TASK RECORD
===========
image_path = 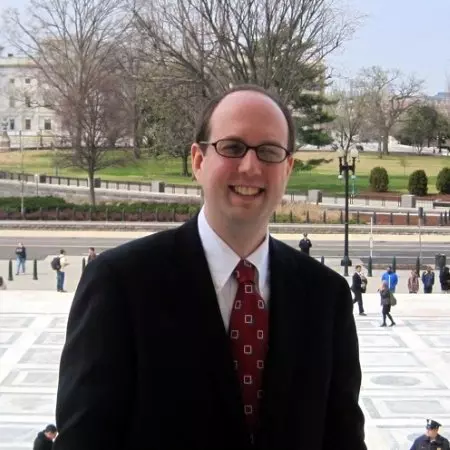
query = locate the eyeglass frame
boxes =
[198,138,292,163]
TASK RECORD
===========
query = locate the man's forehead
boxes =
[209,90,288,138]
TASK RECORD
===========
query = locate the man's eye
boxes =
[222,142,244,152]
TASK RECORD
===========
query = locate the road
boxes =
[0,236,448,266]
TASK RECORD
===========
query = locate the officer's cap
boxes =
[426,419,441,429]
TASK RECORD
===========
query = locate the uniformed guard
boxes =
[409,419,450,450]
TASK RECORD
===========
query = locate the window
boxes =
[9,96,15,108]
[9,119,15,131]
[25,78,31,84]
[25,119,31,130]
[44,119,52,130]
[25,96,31,107]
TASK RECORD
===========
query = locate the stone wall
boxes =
[0,180,201,205]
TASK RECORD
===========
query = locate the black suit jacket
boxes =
[352,272,362,292]
[54,217,366,450]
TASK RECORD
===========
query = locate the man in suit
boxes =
[352,265,367,316]
[54,84,366,450]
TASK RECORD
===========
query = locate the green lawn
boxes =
[0,149,448,194]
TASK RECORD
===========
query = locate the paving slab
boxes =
[1,291,450,449]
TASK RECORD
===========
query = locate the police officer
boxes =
[410,419,450,450]
[299,233,312,256]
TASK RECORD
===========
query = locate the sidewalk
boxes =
[1,228,449,241]
[1,220,450,235]
[0,257,83,292]
[0,257,441,294]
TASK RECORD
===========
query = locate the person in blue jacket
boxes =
[422,266,435,294]
[381,265,398,293]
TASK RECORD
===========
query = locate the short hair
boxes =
[194,84,296,154]
[60,249,65,254]
[355,265,361,270]
[45,424,57,433]
[89,247,95,252]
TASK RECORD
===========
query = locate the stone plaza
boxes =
[1,290,450,449]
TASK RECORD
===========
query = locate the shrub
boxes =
[436,167,450,194]
[408,170,428,196]
[369,167,389,192]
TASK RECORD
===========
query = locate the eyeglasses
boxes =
[199,139,290,163]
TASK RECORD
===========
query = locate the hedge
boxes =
[0,196,200,214]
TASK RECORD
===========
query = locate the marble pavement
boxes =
[1,290,450,449]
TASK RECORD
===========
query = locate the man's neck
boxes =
[204,209,267,258]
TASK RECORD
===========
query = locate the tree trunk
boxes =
[133,145,141,159]
[382,133,389,155]
[133,103,141,159]
[181,148,190,177]
[88,170,96,206]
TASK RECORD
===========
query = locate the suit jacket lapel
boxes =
[173,217,249,437]
[258,237,310,443]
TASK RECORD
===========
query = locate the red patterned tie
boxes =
[229,259,269,434]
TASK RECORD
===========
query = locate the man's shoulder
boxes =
[99,228,180,265]
[412,434,425,443]
[271,237,345,286]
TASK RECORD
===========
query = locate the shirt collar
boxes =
[197,207,269,292]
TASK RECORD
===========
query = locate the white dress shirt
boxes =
[197,207,270,331]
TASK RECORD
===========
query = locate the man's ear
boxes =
[191,142,205,181]
[285,153,294,177]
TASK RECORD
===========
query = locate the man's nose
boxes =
[237,149,262,175]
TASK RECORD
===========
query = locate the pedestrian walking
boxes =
[15,242,27,275]
[440,266,450,293]
[298,232,312,255]
[422,266,435,294]
[51,250,69,293]
[408,270,420,294]
[379,280,396,327]
[33,424,57,450]
[351,265,366,316]
[381,265,398,293]
[409,419,450,450]
[87,247,97,263]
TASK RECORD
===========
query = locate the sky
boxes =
[1,0,450,95]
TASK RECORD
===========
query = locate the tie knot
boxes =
[234,259,256,284]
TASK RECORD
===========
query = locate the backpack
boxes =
[51,256,61,271]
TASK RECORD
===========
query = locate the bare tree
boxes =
[133,0,361,104]
[356,66,423,155]
[3,0,132,203]
[331,82,368,152]
[58,72,129,204]
[113,28,155,159]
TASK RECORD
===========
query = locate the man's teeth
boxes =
[233,186,261,196]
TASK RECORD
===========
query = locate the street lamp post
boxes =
[337,147,359,276]
[20,130,25,217]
